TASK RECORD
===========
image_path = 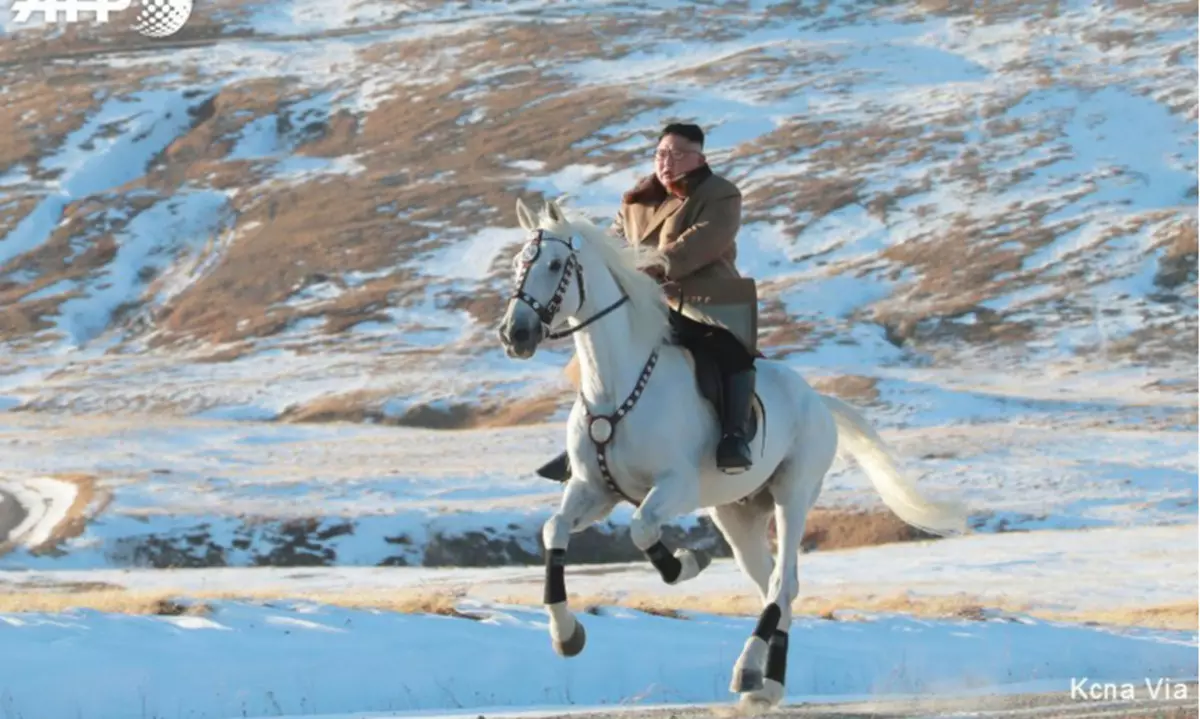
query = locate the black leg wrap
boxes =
[765,630,788,685]
[645,541,681,584]
[544,548,566,605]
[754,602,781,641]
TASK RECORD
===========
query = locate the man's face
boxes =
[654,133,704,187]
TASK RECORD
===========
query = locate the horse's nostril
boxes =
[512,326,530,344]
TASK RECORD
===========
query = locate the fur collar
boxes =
[622,164,714,205]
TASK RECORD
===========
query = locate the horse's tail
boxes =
[821,394,969,537]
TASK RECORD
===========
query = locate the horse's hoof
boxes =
[552,620,586,657]
[730,667,763,693]
[693,549,712,573]
[738,678,784,709]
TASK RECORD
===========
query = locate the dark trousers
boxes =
[668,311,755,374]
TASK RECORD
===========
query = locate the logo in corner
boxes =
[9,0,193,38]
[131,0,192,38]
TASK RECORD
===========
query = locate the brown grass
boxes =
[809,375,879,403]
[512,591,1200,631]
[475,394,565,428]
[277,390,563,429]
[800,507,939,551]
[906,0,1067,23]
[5,584,1191,631]
[575,591,998,623]
[0,587,477,619]
[1152,216,1198,291]
[0,588,213,616]
[277,390,381,424]
[1048,601,1199,631]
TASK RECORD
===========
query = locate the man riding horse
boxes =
[536,122,760,481]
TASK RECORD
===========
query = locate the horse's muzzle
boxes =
[499,315,542,359]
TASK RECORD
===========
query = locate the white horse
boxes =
[497,197,968,710]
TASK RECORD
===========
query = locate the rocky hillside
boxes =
[0,0,1195,572]
[0,0,1194,422]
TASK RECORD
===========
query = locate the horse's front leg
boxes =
[542,475,617,657]
[628,468,707,585]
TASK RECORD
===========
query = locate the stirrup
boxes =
[536,451,571,482]
[717,434,753,474]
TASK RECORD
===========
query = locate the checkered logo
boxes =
[132,0,191,37]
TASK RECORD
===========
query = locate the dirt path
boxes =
[510,683,1199,719]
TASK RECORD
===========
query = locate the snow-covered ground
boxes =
[1,598,1195,719]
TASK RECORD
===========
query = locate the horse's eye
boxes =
[548,260,563,272]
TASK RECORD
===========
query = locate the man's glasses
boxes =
[654,149,698,161]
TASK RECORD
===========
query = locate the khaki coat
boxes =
[563,168,758,391]
[614,170,758,355]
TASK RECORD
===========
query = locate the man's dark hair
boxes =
[660,122,704,147]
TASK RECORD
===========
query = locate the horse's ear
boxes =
[515,198,535,231]
[546,197,568,225]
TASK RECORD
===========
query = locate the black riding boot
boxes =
[536,451,571,482]
[716,366,755,474]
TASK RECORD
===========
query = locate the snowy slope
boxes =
[0,0,1193,409]
[0,0,1193,567]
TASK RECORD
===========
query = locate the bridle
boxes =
[508,229,629,340]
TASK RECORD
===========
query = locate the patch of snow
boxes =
[411,227,527,282]
[20,279,77,302]
[271,155,367,183]
[228,115,283,159]
[48,190,232,348]
[516,164,644,224]
[191,404,280,422]
[242,0,403,35]
[781,270,895,320]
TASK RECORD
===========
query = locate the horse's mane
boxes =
[534,203,673,349]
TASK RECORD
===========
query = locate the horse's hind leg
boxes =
[732,459,828,710]
[708,493,774,601]
[542,476,617,657]
[709,494,776,693]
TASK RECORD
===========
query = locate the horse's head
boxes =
[498,198,584,359]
